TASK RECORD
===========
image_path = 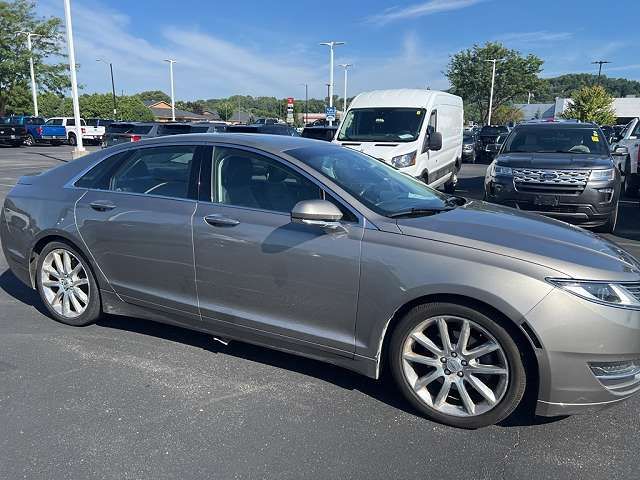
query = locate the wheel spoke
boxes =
[43,267,61,279]
[437,317,452,353]
[71,262,83,278]
[63,251,72,275]
[73,278,88,287]
[69,291,83,312]
[465,341,499,359]
[434,377,452,407]
[467,375,497,405]
[413,370,441,392]
[52,290,63,306]
[42,280,59,287]
[410,332,444,357]
[74,288,88,304]
[457,319,470,353]
[52,252,64,275]
[403,352,440,367]
[469,364,507,376]
[62,292,70,316]
[457,380,476,415]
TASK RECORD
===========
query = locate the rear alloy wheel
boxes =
[36,242,101,326]
[24,134,35,146]
[390,303,526,428]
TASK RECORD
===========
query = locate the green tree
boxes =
[492,105,524,125]
[0,0,70,115]
[134,90,171,103]
[536,74,640,102]
[215,101,234,121]
[446,42,544,124]
[561,85,616,125]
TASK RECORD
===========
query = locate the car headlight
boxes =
[589,168,615,182]
[547,279,640,308]
[490,164,512,177]
[463,144,474,151]
[391,151,417,168]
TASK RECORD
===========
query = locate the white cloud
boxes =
[494,31,574,47]
[365,0,486,26]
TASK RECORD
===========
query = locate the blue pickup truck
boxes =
[7,116,67,146]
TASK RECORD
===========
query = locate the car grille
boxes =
[513,168,591,194]
[623,283,640,302]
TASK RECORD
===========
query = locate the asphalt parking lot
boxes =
[1,144,640,480]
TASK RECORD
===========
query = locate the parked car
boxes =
[188,122,228,133]
[47,117,104,146]
[484,121,621,232]
[8,116,66,146]
[477,125,509,162]
[3,133,640,429]
[484,133,508,162]
[334,89,464,193]
[301,125,338,142]
[610,117,640,196]
[226,123,299,136]
[253,118,280,125]
[102,122,159,148]
[462,131,477,163]
[0,117,28,147]
[600,125,616,144]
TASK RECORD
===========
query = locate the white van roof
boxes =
[349,89,462,109]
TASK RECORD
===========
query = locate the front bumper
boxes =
[527,287,640,416]
[485,176,618,226]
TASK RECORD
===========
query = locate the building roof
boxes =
[513,103,556,120]
[143,100,220,121]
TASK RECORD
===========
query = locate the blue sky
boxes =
[38,0,640,101]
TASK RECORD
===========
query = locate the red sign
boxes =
[287,97,294,105]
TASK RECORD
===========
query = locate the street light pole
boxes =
[63,0,84,153]
[485,58,503,125]
[319,41,345,126]
[97,58,117,118]
[17,31,43,117]
[299,83,308,125]
[164,59,177,121]
[592,60,611,83]
[338,63,352,115]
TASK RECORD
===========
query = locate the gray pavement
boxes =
[1,145,639,480]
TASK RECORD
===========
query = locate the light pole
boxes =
[300,83,308,125]
[319,41,345,126]
[63,0,84,153]
[485,58,504,125]
[16,31,43,117]
[527,92,534,104]
[164,59,177,121]
[97,58,117,118]
[338,63,352,115]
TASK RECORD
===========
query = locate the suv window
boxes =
[109,146,198,199]
[213,147,321,213]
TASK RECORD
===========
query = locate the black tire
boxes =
[25,134,36,146]
[36,241,101,327]
[389,302,527,429]
[68,133,77,146]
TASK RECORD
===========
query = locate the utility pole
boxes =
[97,58,117,118]
[16,31,43,117]
[300,83,308,125]
[319,41,345,126]
[164,59,176,121]
[63,0,84,154]
[485,58,504,125]
[338,63,352,115]
[592,60,611,82]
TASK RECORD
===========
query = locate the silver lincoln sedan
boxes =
[2,133,640,428]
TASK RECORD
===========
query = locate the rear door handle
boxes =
[204,214,240,227]
[89,201,116,212]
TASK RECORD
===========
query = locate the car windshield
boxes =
[480,126,508,135]
[463,134,474,142]
[502,126,610,155]
[337,107,426,142]
[286,145,455,217]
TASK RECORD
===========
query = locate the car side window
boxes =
[213,147,322,213]
[46,119,62,126]
[75,151,132,189]
[632,122,640,138]
[108,145,198,199]
[67,119,75,127]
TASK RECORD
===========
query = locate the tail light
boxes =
[37,127,43,135]
[81,127,86,134]
[130,135,141,142]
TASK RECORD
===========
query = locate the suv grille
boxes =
[513,168,591,194]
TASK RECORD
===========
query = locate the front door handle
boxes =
[89,201,116,212]
[204,214,240,227]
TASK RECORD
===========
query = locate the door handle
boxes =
[89,201,116,212]
[204,214,240,227]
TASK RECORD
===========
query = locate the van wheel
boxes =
[389,302,526,429]
[444,171,458,194]
[68,134,77,146]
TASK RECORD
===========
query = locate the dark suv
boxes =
[484,121,621,232]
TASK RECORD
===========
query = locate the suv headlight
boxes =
[548,279,640,308]
[589,168,615,182]
[490,164,512,177]
[391,151,416,168]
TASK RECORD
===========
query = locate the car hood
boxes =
[396,200,640,281]
[334,141,415,162]
[496,152,613,169]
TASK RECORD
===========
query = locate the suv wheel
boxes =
[68,133,77,146]
[389,302,526,429]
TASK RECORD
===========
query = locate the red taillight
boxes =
[130,135,141,142]
[81,127,86,134]
[37,127,43,135]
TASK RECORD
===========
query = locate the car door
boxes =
[74,144,204,324]
[192,145,364,354]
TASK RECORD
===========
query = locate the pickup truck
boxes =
[0,117,28,147]
[7,116,66,146]
[47,117,105,146]
[611,117,640,196]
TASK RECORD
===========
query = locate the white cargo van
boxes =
[334,89,464,192]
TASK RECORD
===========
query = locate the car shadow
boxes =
[0,267,568,429]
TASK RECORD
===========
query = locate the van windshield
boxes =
[337,107,426,143]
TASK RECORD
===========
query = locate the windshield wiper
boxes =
[388,206,455,218]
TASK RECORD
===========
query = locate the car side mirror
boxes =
[613,145,629,156]
[291,200,343,230]
[428,131,443,151]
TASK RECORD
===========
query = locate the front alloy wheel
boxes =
[390,303,526,428]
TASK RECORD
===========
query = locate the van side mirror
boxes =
[428,132,443,151]
[291,200,343,230]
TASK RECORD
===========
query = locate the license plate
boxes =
[534,195,559,207]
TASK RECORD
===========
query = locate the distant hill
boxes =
[536,74,640,102]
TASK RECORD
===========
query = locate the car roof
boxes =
[514,121,598,129]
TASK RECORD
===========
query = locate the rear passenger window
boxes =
[75,151,132,189]
[109,146,197,199]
